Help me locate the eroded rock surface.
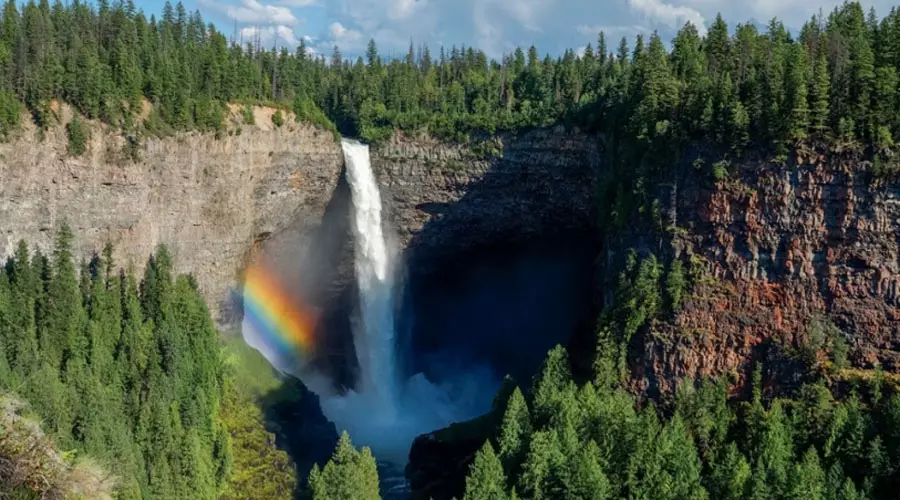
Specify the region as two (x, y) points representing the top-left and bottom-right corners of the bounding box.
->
(636, 154), (900, 396)
(371, 128), (602, 279)
(0, 120), (343, 320)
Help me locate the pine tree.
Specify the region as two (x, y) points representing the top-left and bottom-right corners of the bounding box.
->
(707, 14), (730, 77)
(785, 42), (810, 140)
(308, 432), (380, 500)
(518, 429), (566, 500)
(568, 440), (611, 500)
(42, 222), (82, 368)
(532, 345), (571, 425)
(498, 387), (532, 477)
(787, 447), (826, 500)
(810, 52), (830, 132)
(707, 443), (751, 500)
(464, 441), (508, 500)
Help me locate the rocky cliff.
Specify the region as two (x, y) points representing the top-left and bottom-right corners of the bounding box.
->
(0, 113), (343, 321)
(371, 127), (602, 280)
(633, 151), (900, 397)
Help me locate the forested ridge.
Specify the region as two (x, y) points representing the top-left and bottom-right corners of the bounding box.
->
(308, 352), (900, 500)
(2, 0), (900, 169)
(1, 0), (898, 232)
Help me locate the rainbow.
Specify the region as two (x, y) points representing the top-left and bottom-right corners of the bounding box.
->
(239, 263), (317, 367)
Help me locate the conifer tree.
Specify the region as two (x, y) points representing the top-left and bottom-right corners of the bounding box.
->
(308, 432), (381, 500)
(464, 441), (508, 500)
(810, 52), (831, 132)
(498, 386), (532, 476)
(42, 222), (82, 368)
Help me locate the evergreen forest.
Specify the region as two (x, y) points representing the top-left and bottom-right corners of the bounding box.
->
(1, 1), (900, 499)
(0, 226), (232, 498)
(0, 0), (899, 166)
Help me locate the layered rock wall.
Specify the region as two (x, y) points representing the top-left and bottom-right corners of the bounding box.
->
(371, 128), (602, 279)
(636, 154), (900, 395)
(0, 118), (343, 320)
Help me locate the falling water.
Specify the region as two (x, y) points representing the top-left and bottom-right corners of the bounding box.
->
(241, 138), (498, 469)
(341, 138), (398, 417)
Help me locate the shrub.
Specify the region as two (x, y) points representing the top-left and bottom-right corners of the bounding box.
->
(293, 96), (339, 139)
(712, 159), (730, 181)
(242, 104), (255, 125)
(666, 259), (687, 313)
(272, 110), (284, 128)
(194, 97), (224, 132)
(66, 115), (89, 156)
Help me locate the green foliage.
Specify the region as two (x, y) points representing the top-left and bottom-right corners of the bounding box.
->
(448, 337), (900, 500)
(712, 160), (730, 181)
(497, 387), (532, 477)
(0, 394), (116, 499)
(665, 259), (688, 313)
(0, 90), (19, 138)
(601, 251), (664, 379)
(272, 109), (284, 128)
(293, 95), (339, 139)
(241, 104), (255, 125)
(0, 1), (894, 179)
(194, 96), (224, 131)
(218, 337), (296, 500)
(0, 232), (229, 499)
(66, 115), (88, 156)
(307, 432), (381, 500)
(801, 315), (850, 374)
(464, 441), (508, 500)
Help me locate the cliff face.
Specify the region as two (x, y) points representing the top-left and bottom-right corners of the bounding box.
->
(0, 117), (343, 320)
(635, 153), (900, 396)
(371, 127), (602, 279)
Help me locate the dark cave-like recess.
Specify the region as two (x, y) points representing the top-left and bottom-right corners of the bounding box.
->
(398, 236), (597, 387)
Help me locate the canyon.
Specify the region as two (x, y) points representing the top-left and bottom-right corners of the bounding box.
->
(1, 112), (899, 498)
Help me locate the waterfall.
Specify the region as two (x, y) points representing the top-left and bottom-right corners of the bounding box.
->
(240, 138), (498, 468)
(341, 138), (398, 416)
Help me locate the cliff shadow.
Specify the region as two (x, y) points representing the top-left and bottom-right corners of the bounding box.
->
(395, 132), (602, 396)
(227, 167), (358, 497)
(258, 377), (339, 499)
(233, 166), (359, 388)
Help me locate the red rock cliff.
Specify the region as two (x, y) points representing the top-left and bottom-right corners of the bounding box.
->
(634, 153), (900, 396)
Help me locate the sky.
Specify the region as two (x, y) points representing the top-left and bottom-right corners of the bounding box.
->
(156, 0), (899, 59)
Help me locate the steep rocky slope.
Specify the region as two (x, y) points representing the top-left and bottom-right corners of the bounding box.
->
(402, 145), (900, 500)
(372, 128), (602, 280)
(0, 114), (343, 320)
(635, 152), (900, 397)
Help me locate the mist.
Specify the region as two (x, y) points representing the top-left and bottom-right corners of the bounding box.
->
(240, 139), (501, 467)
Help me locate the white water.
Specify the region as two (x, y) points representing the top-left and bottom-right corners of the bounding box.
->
(341, 138), (398, 416)
(242, 138), (498, 466)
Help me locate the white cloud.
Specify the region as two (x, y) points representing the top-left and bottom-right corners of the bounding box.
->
(577, 23), (648, 38)
(240, 24), (299, 47)
(278, 0), (319, 6)
(628, 0), (707, 35)
(328, 22), (363, 42)
(211, 0), (298, 25)
(386, 0), (426, 21)
(199, 0), (900, 63)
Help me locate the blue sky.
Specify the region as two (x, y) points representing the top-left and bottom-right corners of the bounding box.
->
(152, 0), (897, 59)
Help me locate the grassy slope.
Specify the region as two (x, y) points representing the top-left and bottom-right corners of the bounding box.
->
(219, 337), (297, 500)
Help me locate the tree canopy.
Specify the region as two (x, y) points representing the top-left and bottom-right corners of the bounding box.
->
(0, 229), (229, 499)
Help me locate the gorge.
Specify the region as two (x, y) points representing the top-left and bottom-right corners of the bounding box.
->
(3, 112), (899, 498)
(4, 1), (900, 498)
